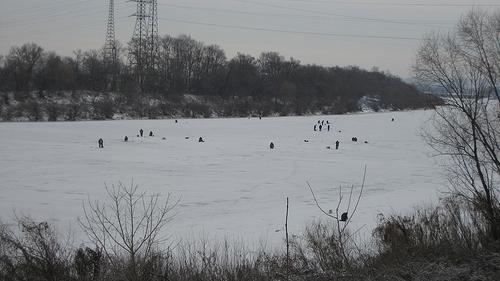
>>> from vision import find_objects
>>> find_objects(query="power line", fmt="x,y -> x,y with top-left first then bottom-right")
2,0 -> 101,21
160,3 -> 452,27
0,3 -> 106,29
160,3 -> 454,29
232,0 -> 450,28
1,0 -> 131,29
276,0 -> 500,7
158,17 -> 419,40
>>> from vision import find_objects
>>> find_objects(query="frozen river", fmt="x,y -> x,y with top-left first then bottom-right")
0,110 -> 447,247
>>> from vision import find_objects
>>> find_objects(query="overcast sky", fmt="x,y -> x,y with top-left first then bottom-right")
1,0 -> 499,78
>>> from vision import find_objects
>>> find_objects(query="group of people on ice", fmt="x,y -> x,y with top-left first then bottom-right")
136,128 -> 155,138
97,123 -> 206,148
313,120 -> 331,132
97,117 -> 393,150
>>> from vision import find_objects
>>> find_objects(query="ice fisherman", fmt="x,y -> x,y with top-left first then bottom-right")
139,129 -> 144,137
335,140 -> 340,150
98,138 -> 104,148
314,124 -> 317,131
149,131 -> 154,137
124,136 -> 128,142
327,124 -> 330,131
270,142 -> 275,149
319,124 -> 322,131
199,137 -> 204,142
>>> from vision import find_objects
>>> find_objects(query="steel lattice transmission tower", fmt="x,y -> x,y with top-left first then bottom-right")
146,0 -> 159,71
128,0 -> 161,90
104,0 -> 117,63
128,0 -> 149,88
104,0 -> 117,90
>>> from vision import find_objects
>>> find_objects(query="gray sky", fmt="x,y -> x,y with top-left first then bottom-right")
1,0 -> 499,78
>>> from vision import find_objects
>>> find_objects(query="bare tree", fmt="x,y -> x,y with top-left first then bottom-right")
5,43 -> 44,91
306,166 -> 366,268
79,182 -> 178,281
414,9 -> 500,239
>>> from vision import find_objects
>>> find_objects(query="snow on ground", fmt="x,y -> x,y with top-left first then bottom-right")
0,110 -> 447,247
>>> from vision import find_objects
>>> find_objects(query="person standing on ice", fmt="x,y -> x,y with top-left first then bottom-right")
314,124 -> 317,131
335,140 -> 339,150
270,142 -> 275,149
98,138 -> 104,148
319,124 -> 322,131
327,124 -> 330,131
139,129 -> 144,137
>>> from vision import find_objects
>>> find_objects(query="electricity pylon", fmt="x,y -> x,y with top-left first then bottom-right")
104,0 -> 117,91
128,0 -> 150,91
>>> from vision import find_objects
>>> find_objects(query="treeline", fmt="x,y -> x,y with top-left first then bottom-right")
0,36 -> 440,121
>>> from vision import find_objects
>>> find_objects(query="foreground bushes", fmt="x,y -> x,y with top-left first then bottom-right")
1,196 -> 499,281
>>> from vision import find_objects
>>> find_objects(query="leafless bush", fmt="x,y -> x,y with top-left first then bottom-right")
374,196 -> 495,259
46,102 -> 61,121
305,166 -> 366,271
79,182 -> 178,281
0,216 -> 72,281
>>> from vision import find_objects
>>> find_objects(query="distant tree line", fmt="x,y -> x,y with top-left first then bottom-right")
0,35 -> 440,121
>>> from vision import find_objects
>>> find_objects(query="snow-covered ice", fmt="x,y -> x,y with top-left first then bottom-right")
0,110 -> 447,247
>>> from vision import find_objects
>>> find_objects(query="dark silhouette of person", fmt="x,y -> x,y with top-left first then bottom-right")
326,120 -> 329,124
259,116 -> 262,120
98,138 -> 104,148
321,120 -> 324,125
327,125 -> 330,131
335,140 -> 340,150
319,125 -> 322,131
124,136 -> 128,142
352,137 -> 357,142
199,137 -> 204,142
175,119 -> 178,123
318,120 -> 320,124
139,129 -> 144,137
149,131 -> 154,137
270,142 -> 275,149
391,118 -> 395,122
314,124 -> 317,131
